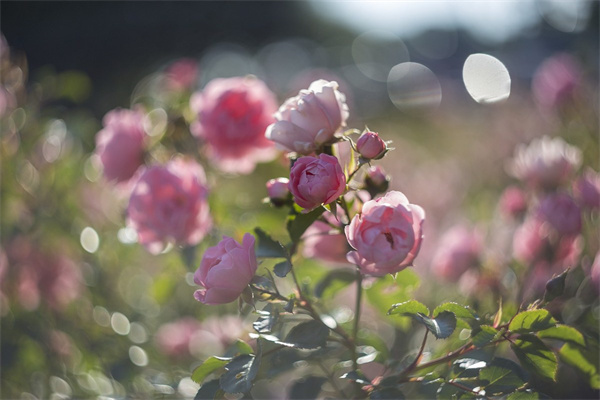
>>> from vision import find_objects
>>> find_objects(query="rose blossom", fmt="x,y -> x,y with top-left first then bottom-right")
266,177 -> 290,206
190,76 -> 278,174
345,191 -> 425,276
94,108 -> 146,183
127,158 -> 211,254
155,317 -> 203,357
265,80 -> 349,154
356,131 -> 387,160
431,225 -> 483,281
573,168 -> 600,210
302,220 -> 350,265
289,154 -> 347,211
193,234 -> 257,305
537,193 -> 581,237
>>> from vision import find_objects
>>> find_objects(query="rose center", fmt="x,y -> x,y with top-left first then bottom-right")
384,232 -> 395,249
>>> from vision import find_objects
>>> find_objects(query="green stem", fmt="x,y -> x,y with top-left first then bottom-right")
352,271 -> 363,371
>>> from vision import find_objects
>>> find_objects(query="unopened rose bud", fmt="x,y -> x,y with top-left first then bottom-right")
364,166 -> 390,197
356,131 -> 387,160
266,177 -> 290,207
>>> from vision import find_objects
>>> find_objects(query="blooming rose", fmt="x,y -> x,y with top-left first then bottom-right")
190,76 -> 278,174
537,193 -> 581,237
289,154 -> 347,210
507,136 -> 581,190
431,225 -> 483,281
266,177 -> 290,206
356,131 -> 387,160
94,108 -> 146,183
265,80 -> 349,154
532,53 -> 580,109
193,234 -> 257,304
345,191 -> 425,276
573,168 -> 600,210
127,158 -> 211,254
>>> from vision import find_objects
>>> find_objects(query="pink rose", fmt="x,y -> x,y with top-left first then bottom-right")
94,108 -> 146,183
127,158 -> 211,254
266,177 -> 290,206
193,234 -> 257,305
573,168 -> 600,210
265,80 -> 349,154
155,318 -> 203,358
356,131 -> 387,160
345,191 -> 425,276
289,154 -> 347,211
190,76 -> 278,174
302,220 -> 350,265
532,53 -> 580,109
537,193 -> 581,237
499,186 -> 527,218
431,225 -> 483,281
164,58 -> 198,92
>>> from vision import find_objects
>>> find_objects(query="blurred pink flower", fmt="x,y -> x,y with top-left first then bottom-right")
265,80 -> 349,154
302,220 -> 349,265
356,131 -> 387,160
591,252 -> 600,294
164,58 -> 198,91
266,177 -> 290,206
189,315 -> 247,358
346,191 -> 425,276
190,76 -> 278,174
431,225 -> 483,281
507,136 -> 581,190
499,186 -> 527,218
532,53 -> 580,109
537,193 -> 581,236
155,317 -> 203,358
289,154 -> 347,211
193,234 -> 257,305
573,168 -> 600,210
364,165 -> 390,196
94,108 -> 147,183
127,158 -> 211,254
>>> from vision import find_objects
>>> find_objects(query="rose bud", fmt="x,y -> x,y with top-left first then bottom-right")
193,234 -> 258,304
266,177 -> 291,207
265,80 -> 349,155
289,154 -> 347,211
356,131 -> 387,160
364,165 -> 390,197
345,191 -> 425,276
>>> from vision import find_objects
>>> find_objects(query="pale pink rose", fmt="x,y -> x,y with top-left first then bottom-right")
431,225 -> 483,281
289,154 -> 347,211
499,186 -> 527,218
266,177 -> 290,206
193,234 -> 257,305
345,191 -> 425,276
265,80 -> 349,154
537,193 -> 581,236
532,53 -> 580,109
356,131 -> 387,160
573,168 -> 600,210
507,136 -> 581,190
302,220 -> 350,265
164,58 -> 198,91
190,76 -> 278,174
127,158 -> 211,254
94,108 -> 146,183
189,315 -> 246,358
155,318 -> 203,358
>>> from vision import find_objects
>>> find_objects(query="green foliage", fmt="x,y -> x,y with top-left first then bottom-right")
314,268 -> 358,299
219,354 -> 261,394
278,320 -> 329,350
273,260 -> 292,278
471,325 -> 499,348
432,303 -> 478,320
286,207 -> 325,244
559,342 -> 600,389
195,379 -> 223,400
288,376 -> 327,399
192,357 -> 232,385
368,270 -> 420,328
479,358 -> 525,394
537,325 -> 585,346
414,311 -> 457,339
254,228 -> 287,258
511,335 -> 558,381
387,300 -> 430,317
509,310 -> 557,334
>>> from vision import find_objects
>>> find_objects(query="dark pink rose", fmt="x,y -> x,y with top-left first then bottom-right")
499,186 -> 527,218
289,154 -> 347,211
193,234 -> 257,305
431,225 -> 483,281
537,193 -> 581,237
345,191 -> 425,276
127,158 -> 211,254
302,220 -> 350,265
94,108 -> 146,183
266,80 -> 349,154
573,168 -> 600,210
190,76 -> 278,174
532,53 -> 580,109
266,177 -> 290,206
356,131 -> 387,160
164,58 -> 198,91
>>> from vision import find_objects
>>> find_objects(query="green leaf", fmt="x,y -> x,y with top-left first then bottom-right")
559,342 -> 600,389
509,310 -> 557,334
471,325 -> 499,348
232,339 -> 254,355
432,302 -> 478,320
414,311 -> 456,339
314,268 -> 358,299
253,313 -> 277,334
387,300 -> 429,317
506,390 -> 540,400
537,325 -> 585,346
287,207 -> 325,244
366,270 -> 419,330
192,356 -> 232,385
289,376 -> 327,400
479,358 -> 525,394
370,387 -> 405,399
511,335 -> 557,381
251,275 -> 277,294
279,320 -> 329,350
254,228 -> 287,258
219,354 -> 261,394
273,260 -> 293,278
195,379 -> 223,400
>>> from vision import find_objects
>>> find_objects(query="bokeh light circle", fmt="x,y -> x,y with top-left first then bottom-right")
462,53 -> 511,104
352,31 -> 409,82
387,62 -> 442,110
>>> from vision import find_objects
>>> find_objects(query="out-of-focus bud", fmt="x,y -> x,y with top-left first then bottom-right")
532,53 -> 580,110
537,193 -> 581,237
543,269 -> 569,302
266,177 -> 290,207
499,186 -> 527,218
356,131 -> 387,160
364,166 -> 390,197
573,168 -> 600,210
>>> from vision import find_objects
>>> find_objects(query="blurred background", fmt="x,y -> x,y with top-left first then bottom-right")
1,1 -> 599,399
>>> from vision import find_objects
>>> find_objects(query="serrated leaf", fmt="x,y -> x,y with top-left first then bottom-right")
314,268 -> 358,299
287,207 -> 325,244
509,310 -> 557,334
251,275 -> 277,294
279,320 -> 329,350
366,270 -> 420,329
370,387 -> 405,399
254,228 -> 287,258
414,311 -> 457,339
507,390 -> 540,400
471,325 -> 498,348
195,379 -> 223,400
432,302 -> 478,320
289,376 -> 327,400
537,325 -> 585,346
219,354 -> 260,394
511,335 -> 557,381
192,356 -> 232,385
387,300 -> 430,317
479,358 -> 525,394
559,342 -> 600,389
253,313 -> 277,334
273,260 -> 292,278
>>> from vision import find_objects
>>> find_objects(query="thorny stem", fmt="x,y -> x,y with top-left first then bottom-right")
402,329 -> 428,374
352,271 -> 363,372
347,162 -> 366,183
